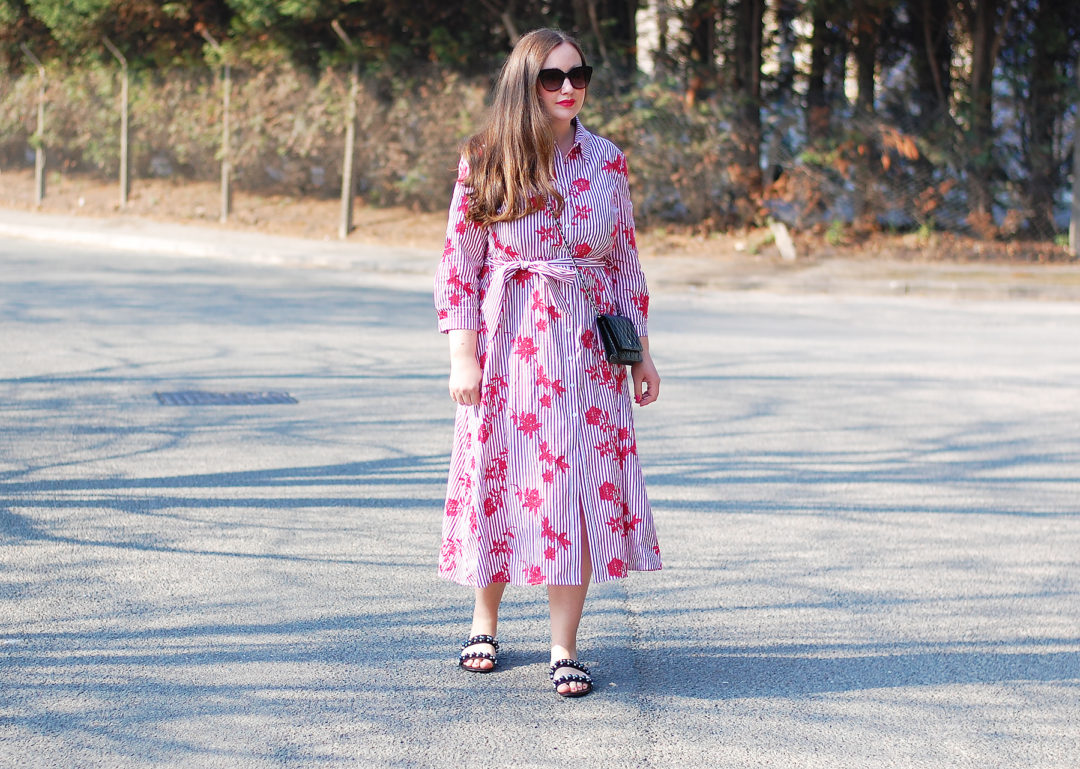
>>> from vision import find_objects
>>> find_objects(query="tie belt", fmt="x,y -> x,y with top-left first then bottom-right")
482,257 -> 605,342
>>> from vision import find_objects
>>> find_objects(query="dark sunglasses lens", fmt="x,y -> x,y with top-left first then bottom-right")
568,66 -> 592,88
539,70 -> 564,91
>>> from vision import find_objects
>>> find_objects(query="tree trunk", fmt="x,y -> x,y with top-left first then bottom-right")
852,0 -> 880,221
967,0 -> 999,217
1026,0 -> 1062,237
775,0 -> 797,100
853,1 -> 876,120
827,17 -> 849,111
684,0 -> 718,105
731,0 -> 763,201
574,0 -> 638,88
767,0 -> 798,175
807,6 -> 830,142
907,0 -> 953,133
1073,49 -> 1080,255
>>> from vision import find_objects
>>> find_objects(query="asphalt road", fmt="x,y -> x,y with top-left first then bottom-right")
2,234 -> 1079,768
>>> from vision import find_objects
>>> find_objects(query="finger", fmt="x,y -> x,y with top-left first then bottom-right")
639,377 -> 659,405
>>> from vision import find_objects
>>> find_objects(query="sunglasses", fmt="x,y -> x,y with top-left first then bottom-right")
537,65 -> 593,92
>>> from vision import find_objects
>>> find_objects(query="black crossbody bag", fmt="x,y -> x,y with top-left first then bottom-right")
549,202 -> 643,366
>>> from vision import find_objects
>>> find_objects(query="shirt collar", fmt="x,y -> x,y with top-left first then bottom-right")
559,117 -> 591,163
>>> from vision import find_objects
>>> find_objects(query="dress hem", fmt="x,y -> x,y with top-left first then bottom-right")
437,564 -> 662,589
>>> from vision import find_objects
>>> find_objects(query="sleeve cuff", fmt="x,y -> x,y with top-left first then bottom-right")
437,310 -> 481,333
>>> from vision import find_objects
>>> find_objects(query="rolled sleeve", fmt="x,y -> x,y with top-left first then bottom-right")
434,157 -> 487,333
609,155 -> 649,337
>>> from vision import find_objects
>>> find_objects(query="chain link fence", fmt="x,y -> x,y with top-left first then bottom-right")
0,62 -> 1072,238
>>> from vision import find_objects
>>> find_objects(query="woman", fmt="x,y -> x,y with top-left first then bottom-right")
434,28 -> 661,698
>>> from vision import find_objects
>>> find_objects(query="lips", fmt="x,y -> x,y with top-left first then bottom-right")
557,99 -> 575,107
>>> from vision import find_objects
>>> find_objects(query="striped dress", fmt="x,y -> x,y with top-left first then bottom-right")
434,119 -> 662,587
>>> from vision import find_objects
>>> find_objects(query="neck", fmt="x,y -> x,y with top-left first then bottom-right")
552,119 -> 575,155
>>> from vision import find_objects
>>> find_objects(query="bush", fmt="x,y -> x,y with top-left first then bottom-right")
0,63 -> 1041,235
584,83 -> 751,228
0,63 -> 484,211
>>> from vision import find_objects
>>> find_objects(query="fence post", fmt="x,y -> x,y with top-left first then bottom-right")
103,36 -> 129,209
20,43 -> 46,206
1072,53 -> 1080,257
199,28 -> 231,223
332,20 -> 358,240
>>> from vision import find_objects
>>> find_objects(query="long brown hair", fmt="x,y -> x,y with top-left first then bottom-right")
463,28 -> 587,226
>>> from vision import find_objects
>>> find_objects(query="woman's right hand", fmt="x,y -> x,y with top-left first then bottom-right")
448,330 -> 483,406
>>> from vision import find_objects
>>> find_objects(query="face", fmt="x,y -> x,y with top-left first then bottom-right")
537,42 -> 586,126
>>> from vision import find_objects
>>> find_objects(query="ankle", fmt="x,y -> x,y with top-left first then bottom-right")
470,622 -> 498,639
550,644 -> 578,664
465,631 -> 498,646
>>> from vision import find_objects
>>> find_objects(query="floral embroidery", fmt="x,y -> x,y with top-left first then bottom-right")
536,224 -> 559,243
513,335 -> 540,363
538,440 -> 570,484
489,531 -> 515,557
514,486 -> 544,514
541,516 -> 572,553
440,538 -> 461,569
602,154 -> 629,176
511,410 -> 543,437
587,407 -> 637,467
531,290 -> 561,331
535,365 -> 566,405
607,558 -> 628,578
605,503 -> 642,537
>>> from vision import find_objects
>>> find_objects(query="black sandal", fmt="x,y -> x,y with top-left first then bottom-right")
549,658 -> 593,698
458,634 -> 499,673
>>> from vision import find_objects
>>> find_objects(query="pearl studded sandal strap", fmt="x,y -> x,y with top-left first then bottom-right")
461,634 -> 500,652
549,658 -> 592,683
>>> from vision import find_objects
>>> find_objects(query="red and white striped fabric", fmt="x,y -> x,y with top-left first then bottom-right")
434,119 -> 662,587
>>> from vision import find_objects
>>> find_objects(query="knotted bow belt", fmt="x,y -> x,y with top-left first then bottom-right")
481,256 -> 606,342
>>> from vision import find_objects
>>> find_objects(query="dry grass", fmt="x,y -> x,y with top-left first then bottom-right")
2,168 -> 1074,267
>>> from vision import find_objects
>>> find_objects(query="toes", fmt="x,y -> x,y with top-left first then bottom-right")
462,643 -> 496,668
557,681 -> 587,695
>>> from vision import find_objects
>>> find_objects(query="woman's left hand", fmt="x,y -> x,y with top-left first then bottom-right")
630,339 -> 659,406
